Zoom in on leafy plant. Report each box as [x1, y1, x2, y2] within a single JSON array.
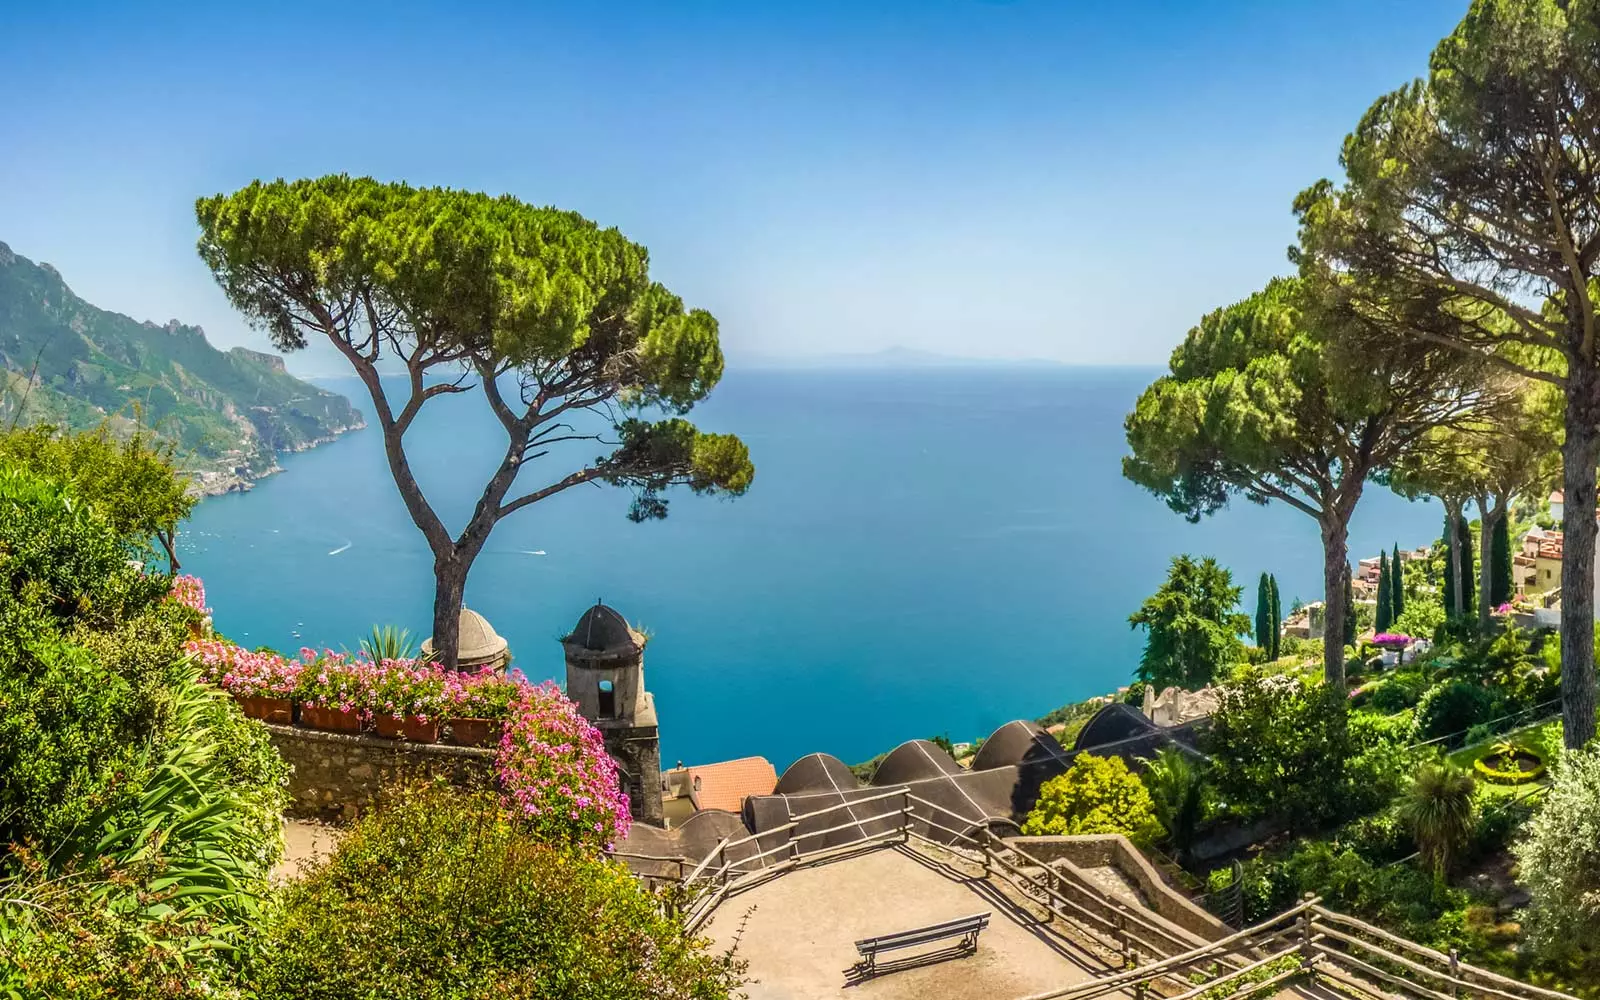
[[250, 785, 746, 1000], [357, 624, 429, 663], [1207, 672, 1354, 831], [1128, 555, 1250, 690], [1398, 762, 1476, 884], [1140, 747, 1208, 858], [1414, 681, 1495, 745], [1022, 753, 1164, 843], [1514, 746, 1600, 951]]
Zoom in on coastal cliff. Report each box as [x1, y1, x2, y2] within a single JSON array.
[[0, 239, 365, 492]]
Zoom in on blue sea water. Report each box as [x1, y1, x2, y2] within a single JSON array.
[[180, 367, 1441, 771]]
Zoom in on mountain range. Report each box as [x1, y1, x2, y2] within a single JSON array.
[[0, 240, 364, 494]]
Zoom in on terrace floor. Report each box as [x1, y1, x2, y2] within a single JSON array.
[[701, 844, 1102, 1000]]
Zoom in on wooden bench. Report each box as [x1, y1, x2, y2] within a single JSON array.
[[854, 912, 991, 976]]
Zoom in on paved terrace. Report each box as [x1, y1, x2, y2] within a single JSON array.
[[703, 844, 1104, 1000]]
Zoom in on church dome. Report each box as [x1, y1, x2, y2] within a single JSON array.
[[564, 603, 640, 655], [422, 608, 509, 667]]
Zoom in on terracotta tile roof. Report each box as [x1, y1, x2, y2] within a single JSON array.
[[1538, 532, 1564, 560], [688, 756, 778, 813]]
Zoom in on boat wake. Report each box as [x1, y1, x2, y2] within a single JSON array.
[[328, 541, 352, 556], [522, 549, 546, 556]]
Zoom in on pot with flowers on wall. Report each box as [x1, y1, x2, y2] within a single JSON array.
[[443, 670, 521, 748]]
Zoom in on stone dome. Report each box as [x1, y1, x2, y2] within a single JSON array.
[[422, 608, 509, 667], [563, 603, 642, 658]]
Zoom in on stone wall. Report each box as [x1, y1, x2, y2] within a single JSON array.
[[267, 724, 496, 822], [1005, 834, 1229, 943]]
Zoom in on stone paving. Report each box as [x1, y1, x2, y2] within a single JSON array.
[[703, 845, 1103, 1000]]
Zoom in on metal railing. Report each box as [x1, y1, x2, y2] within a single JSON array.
[[665, 799, 1580, 1000]]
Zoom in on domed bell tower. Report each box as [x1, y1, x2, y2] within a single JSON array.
[[561, 602, 663, 827]]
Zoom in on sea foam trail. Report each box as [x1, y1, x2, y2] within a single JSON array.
[[328, 541, 352, 556]]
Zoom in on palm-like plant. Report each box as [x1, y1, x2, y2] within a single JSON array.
[[359, 624, 430, 663], [1140, 747, 1207, 860], [1399, 761, 1477, 886]]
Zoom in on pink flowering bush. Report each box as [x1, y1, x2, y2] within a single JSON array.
[[168, 574, 211, 616], [189, 638, 302, 699], [362, 657, 448, 721], [498, 682, 632, 850], [443, 667, 523, 719]]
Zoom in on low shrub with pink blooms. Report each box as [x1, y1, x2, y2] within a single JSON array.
[[169, 574, 211, 617], [497, 682, 632, 850], [188, 638, 302, 699]]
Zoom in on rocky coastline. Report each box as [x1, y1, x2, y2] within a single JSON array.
[[186, 416, 368, 497]]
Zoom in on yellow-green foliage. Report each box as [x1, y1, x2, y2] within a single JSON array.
[[1022, 753, 1164, 843]]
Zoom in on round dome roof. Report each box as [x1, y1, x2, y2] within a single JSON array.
[[564, 603, 639, 654], [422, 608, 509, 665]]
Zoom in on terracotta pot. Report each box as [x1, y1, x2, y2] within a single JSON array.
[[236, 695, 292, 726], [375, 715, 440, 743], [300, 704, 364, 733], [447, 717, 504, 748]]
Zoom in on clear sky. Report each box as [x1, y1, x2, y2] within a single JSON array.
[[1, 0, 1466, 369]]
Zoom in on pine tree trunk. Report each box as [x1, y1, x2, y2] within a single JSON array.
[[1477, 499, 1494, 629], [432, 553, 469, 670], [1321, 517, 1349, 691], [1560, 367, 1600, 750], [1445, 504, 1463, 619]]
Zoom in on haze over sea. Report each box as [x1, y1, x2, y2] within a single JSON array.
[[180, 366, 1440, 771]]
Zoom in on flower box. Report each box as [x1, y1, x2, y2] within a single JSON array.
[[446, 717, 503, 748], [300, 704, 364, 734], [375, 714, 440, 743], [236, 695, 293, 726]]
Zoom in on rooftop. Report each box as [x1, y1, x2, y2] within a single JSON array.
[[679, 756, 778, 813]]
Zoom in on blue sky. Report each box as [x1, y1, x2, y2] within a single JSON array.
[[1, 0, 1465, 368]]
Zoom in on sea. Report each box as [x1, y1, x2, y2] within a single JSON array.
[[179, 367, 1442, 771]]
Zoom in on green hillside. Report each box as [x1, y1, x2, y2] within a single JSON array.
[[0, 240, 363, 492]]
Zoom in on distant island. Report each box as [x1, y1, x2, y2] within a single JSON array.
[[0, 240, 364, 495]]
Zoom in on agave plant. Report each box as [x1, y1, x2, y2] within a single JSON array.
[[358, 624, 431, 663]]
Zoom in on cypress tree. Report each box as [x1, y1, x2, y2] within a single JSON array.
[[1342, 565, 1357, 647], [1458, 517, 1476, 615], [1391, 543, 1405, 623], [1375, 550, 1393, 633], [1255, 572, 1273, 652], [1490, 513, 1513, 608], [1268, 574, 1282, 659], [1441, 516, 1457, 617]]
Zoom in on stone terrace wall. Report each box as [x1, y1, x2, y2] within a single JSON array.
[[267, 724, 496, 822], [1006, 834, 1229, 943]]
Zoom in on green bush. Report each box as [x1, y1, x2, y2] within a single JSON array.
[[1414, 681, 1495, 744], [1207, 672, 1355, 830], [251, 785, 746, 1000], [0, 850, 241, 1000], [1022, 753, 1164, 842], [1369, 671, 1430, 714]]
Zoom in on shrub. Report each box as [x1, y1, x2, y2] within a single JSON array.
[[1022, 753, 1164, 843], [1207, 672, 1354, 830], [1140, 747, 1208, 857], [250, 785, 745, 1000], [0, 850, 239, 1000], [1368, 671, 1429, 714], [1398, 762, 1477, 880], [1514, 746, 1600, 950], [1414, 681, 1495, 744], [498, 682, 633, 849]]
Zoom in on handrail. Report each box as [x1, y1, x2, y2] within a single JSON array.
[[1311, 908, 1580, 1000], [1014, 897, 1321, 1000]]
